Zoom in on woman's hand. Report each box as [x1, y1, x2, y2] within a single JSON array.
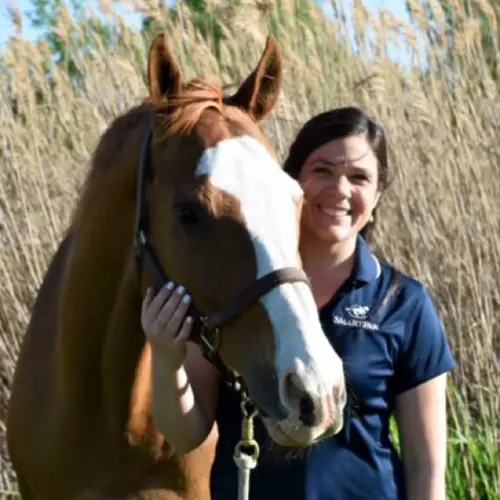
[[141, 282, 193, 370], [142, 282, 219, 453]]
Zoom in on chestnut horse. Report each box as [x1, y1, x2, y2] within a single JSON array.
[[7, 34, 346, 500]]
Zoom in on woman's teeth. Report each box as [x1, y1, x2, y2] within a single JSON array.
[[319, 205, 350, 216]]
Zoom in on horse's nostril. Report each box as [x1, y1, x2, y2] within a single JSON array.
[[299, 394, 317, 427], [283, 372, 319, 427]]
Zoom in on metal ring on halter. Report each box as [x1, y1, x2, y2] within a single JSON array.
[[241, 397, 258, 420], [233, 393, 260, 461], [234, 439, 260, 462], [199, 316, 221, 354]]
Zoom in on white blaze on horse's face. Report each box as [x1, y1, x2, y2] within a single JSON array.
[[195, 135, 346, 442]]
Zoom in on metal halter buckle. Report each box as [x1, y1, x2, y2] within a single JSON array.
[[198, 316, 221, 355]]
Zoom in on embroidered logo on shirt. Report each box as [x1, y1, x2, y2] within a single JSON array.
[[345, 305, 370, 319], [332, 305, 379, 330]]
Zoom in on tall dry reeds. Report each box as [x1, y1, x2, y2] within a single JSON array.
[[0, 0, 498, 497]]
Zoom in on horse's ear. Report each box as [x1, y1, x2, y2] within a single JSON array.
[[147, 34, 183, 104], [226, 35, 282, 121]]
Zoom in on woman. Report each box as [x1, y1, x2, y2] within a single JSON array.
[[141, 107, 456, 500]]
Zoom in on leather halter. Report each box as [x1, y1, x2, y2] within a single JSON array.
[[133, 128, 310, 398]]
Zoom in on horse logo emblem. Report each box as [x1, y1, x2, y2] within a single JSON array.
[[345, 305, 370, 320]]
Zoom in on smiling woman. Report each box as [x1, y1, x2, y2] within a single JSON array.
[[142, 106, 456, 500], [285, 107, 390, 248], [298, 134, 381, 252]]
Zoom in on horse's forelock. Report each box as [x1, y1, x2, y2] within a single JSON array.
[[155, 78, 224, 136]]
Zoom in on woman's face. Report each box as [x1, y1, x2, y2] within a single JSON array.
[[298, 134, 380, 245]]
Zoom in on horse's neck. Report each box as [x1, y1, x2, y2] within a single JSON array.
[[101, 262, 160, 450], [56, 175, 150, 441]]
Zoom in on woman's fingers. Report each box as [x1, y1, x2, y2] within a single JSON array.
[[142, 283, 192, 340], [161, 288, 191, 335], [141, 283, 192, 367], [154, 286, 182, 326], [141, 287, 153, 319], [146, 282, 175, 320], [174, 316, 194, 343]]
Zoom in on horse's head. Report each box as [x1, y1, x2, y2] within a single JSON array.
[[139, 34, 346, 446]]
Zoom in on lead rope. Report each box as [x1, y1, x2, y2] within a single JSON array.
[[233, 393, 260, 500]]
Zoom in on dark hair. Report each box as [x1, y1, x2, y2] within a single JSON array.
[[283, 106, 390, 242]]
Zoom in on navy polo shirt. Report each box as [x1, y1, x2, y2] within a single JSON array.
[[210, 235, 456, 500]]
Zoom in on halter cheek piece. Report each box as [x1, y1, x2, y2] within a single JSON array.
[[133, 129, 311, 406]]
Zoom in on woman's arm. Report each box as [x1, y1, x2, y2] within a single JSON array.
[[151, 342, 219, 454], [395, 373, 449, 500], [142, 284, 219, 454]]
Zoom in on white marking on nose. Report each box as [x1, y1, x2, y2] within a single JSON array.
[[196, 136, 344, 416]]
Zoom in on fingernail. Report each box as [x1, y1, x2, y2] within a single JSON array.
[[177, 285, 185, 295], [165, 282, 174, 290], [186, 316, 193, 324], [182, 294, 191, 304]]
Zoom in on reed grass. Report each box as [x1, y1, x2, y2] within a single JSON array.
[[0, 1, 498, 498]]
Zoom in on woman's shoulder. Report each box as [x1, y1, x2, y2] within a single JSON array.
[[374, 260, 456, 392], [377, 258, 438, 312], [369, 257, 449, 342]]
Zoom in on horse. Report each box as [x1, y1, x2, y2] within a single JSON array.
[[6, 34, 347, 500]]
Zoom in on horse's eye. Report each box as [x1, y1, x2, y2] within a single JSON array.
[[173, 202, 201, 227]]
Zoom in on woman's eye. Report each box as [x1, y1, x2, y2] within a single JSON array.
[[312, 166, 331, 175], [351, 174, 369, 182]]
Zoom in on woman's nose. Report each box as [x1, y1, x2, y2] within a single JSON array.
[[331, 174, 351, 198]]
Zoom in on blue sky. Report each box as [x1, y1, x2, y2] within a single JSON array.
[[0, 0, 415, 63]]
